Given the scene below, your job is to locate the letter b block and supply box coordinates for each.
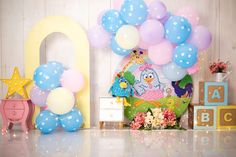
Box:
[188,105,217,129]
[217,106,236,129]
[199,82,228,106]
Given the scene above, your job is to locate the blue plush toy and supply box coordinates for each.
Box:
[109,74,134,106]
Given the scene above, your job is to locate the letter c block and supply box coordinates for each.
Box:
[217,106,236,129]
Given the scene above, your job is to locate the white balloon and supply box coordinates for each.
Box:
[47,87,75,115]
[162,62,187,81]
[115,25,140,49]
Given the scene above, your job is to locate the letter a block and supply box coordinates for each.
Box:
[199,82,228,106]
[217,106,236,129]
[188,105,217,129]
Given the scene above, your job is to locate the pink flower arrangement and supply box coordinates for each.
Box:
[130,108,178,130]
[209,60,229,74]
[130,112,146,130]
[162,109,176,127]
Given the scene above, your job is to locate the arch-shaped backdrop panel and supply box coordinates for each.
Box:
[24,16,90,128]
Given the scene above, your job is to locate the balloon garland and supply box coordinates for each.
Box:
[31,61,84,134]
[88,0,212,81]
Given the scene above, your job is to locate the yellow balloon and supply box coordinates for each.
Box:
[115,25,140,49]
[47,87,75,115]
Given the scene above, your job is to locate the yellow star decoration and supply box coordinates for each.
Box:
[0,67,31,99]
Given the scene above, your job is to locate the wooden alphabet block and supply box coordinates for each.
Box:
[189,104,217,130]
[217,106,236,129]
[199,82,228,106]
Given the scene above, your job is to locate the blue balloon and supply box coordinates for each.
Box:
[102,10,124,33]
[48,61,64,74]
[173,43,198,68]
[120,0,148,25]
[33,61,64,90]
[164,16,192,44]
[59,108,83,132]
[110,36,131,56]
[36,110,59,134]
[162,62,187,81]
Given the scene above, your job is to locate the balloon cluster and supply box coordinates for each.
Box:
[88,0,212,81]
[30,61,84,134]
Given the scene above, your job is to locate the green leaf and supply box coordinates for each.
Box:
[124,71,135,85]
[179,75,193,88]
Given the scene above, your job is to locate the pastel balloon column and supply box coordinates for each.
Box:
[87,0,212,81]
[33,61,85,134]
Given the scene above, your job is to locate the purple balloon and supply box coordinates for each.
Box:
[139,20,164,45]
[188,25,212,51]
[148,0,167,19]
[30,85,50,107]
[88,25,111,48]
[159,12,171,24]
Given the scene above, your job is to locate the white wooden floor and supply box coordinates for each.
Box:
[0,129,236,157]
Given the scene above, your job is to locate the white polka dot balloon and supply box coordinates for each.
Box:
[59,108,83,132]
[164,16,192,44]
[36,110,59,134]
[120,0,148,25]
[33,61,64,90]
[102,10,124,33]
[173,43,198,68]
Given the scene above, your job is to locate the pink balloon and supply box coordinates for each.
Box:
[176,6,199,27]
[145,0,153,5]
[113,0,124,10]
[138,39,152,50]
[148,40,173,65]
[88,25,111,48]
[148,0,167,19]
[61,69,84,93]
[187,62,199,74]
[188,25,212,51]
[139,20,164,45]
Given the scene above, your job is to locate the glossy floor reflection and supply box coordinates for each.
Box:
[0,129,236,157]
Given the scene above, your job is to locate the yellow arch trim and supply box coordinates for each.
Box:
[24,16,90,128]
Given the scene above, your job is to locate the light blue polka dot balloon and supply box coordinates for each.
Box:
[110,36,131,56]
[162,62,187,81]
[48,61,64,74]
[165,16,192,44]
[102,10,124,33]
[33,61,64,90]
[173,43,198,68]
[120,0,148,25]
[36,110,59,134]
[59,108,83,132]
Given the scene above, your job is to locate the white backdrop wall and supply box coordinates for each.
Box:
[0,0,235,127]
